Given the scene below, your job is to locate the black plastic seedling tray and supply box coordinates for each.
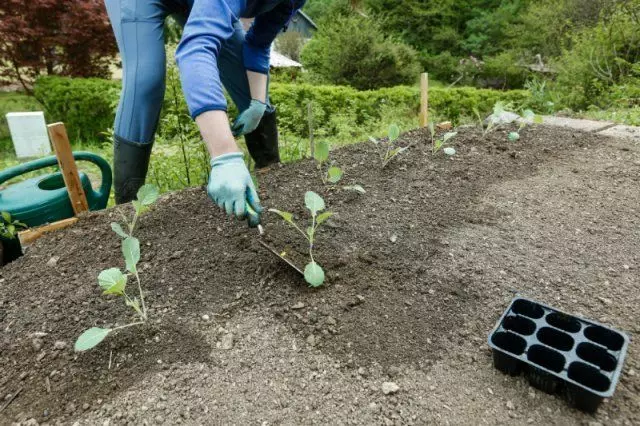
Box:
[488,297,629,413]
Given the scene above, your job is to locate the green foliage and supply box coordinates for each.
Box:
[370,124,408,168]
[430,126,458,156]
[552,1,640,110]
[0,211,26,239]
[33,76,120,142]
[300,13,420,90]
[75,184,159,352]
[269,191,332,287]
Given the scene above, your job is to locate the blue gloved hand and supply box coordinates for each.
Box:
[231,99,268,137]
[208,152,263,227]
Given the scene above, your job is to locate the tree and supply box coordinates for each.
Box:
[0,0,117,92]
[301,11,420,90]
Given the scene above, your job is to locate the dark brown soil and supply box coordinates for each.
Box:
[1,125,639,425]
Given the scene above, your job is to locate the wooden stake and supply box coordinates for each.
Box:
[47,123,89,215]
[19,217,79,246]
[420,73,429,127]
[307,102,315,159]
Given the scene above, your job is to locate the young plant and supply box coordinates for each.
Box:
[429,122,458,156]
[314,141,343,185]
[0,212,26,239]
[74,184,160,352]
[370,124,407,168]
[508,109,543,141]
[269,191,332,287]
[473,101,509,137]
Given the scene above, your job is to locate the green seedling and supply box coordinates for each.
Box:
[509,109,543,141]
[314,141,343,185]
[270,191,332,287]
[0,212,26,239]
[75,184,159,352]
[370,124,407,168]
[429,122,458,156]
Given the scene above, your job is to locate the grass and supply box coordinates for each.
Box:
[578,106,640,126]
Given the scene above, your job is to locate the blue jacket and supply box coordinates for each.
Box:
[177,0,305,119]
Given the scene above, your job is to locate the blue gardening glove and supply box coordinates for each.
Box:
[231,100,268,137]
[208,152,263,227]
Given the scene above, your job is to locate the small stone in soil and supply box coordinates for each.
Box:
[46,256,59,267]
[506,400,515,410]
[32,339,43,351]
[306,335,317,346]
[53,341,67,350]
[221,333,234,350]
[382,382,400,395]
[291,302,306,310]
[390,234,398,243]
[326,316,337,326]
[201,314,210,321]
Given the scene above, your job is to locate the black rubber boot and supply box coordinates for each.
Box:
[113,135,153,205]
[244,108,280,169]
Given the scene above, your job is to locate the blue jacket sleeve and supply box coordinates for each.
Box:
[243,0,306,74]
[176,0,244,118]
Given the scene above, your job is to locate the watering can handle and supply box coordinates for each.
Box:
[0,152,112,205]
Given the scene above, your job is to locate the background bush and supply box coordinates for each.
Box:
[33,76,120,141]
[300,13,420,90]
[33,76,531,142]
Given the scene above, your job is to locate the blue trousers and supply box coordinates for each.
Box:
[104,0,268,145]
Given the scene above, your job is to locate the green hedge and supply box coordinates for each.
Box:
[34,76,531,141]
[34,76,120,142]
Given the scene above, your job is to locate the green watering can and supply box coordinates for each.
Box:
[0,152,112,228]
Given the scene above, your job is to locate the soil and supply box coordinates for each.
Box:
[1,124,639,425]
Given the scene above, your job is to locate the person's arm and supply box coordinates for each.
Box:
[230,1,305,136]
[176,0,262,225]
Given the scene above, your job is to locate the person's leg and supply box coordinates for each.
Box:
[104,0,168,203]
[218,22,280,168]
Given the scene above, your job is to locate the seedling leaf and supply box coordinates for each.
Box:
[1,211,10,223]
[443,147,456,156]
[388,124,400,142]
[369,136,379,145]
[304,262,325,287]
[508,132,520,142]
[132,200,148,215]
[443,132,458,143]
[137,184,159,206]
[111,222,128,239]
[304,191,325,216]
[75,327,111,352]
[314,141,329,163]
[316,211,334,225]
[343,185,366,194]
[98,268,127,295]
[327,166,343,184]
[122,237,140,274]
[269,209,295,225]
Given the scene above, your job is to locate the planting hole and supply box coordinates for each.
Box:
[527,344,565,372]
[568,362,611,392]
[503,315,536,336]
[584,326,624,351]
[491,332,527,356]
[546,313,581,333]
[577,342,617,372]
[511,299,544,319]
[537,327,575,351]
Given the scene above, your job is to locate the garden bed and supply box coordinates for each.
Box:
[1,125,639,425]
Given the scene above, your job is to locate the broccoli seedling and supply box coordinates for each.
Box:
[269,191,332,287]
[509,109,543,141]
[429,122,458,156]
[74,184,159,352]
[370,124,407,168]
[314,141,343,185]
[0,212,26,239]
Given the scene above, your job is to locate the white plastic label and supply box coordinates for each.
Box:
[6,111,51,159]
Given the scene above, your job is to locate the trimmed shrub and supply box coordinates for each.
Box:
[34,76,531,142]
[34,76,120,141]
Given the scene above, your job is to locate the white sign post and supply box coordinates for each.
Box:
[6,111,52,159]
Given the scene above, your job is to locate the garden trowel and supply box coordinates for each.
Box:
[247,204,304,276]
